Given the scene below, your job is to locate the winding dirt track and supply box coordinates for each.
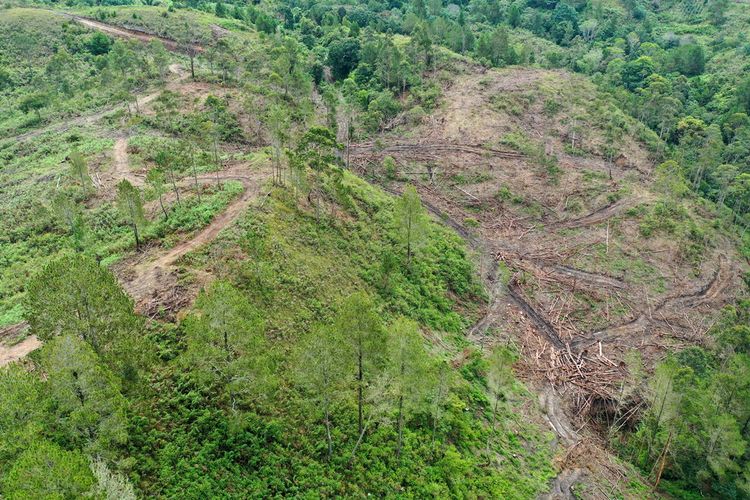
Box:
[1,12,266,364]
[4,67,176,144]
[111,136,145,187]
[122,166,269,305]
[62,14,190,52]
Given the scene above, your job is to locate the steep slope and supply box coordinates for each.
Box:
[351,64,747,494]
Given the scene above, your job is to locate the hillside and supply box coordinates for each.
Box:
[1,1,749,498]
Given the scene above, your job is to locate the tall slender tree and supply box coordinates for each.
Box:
[116,180,146,250]
[68,150,92,192]
[393,185,429,268]
[337,292,386,436]
[293,325,352,460]
[387,317,431,457]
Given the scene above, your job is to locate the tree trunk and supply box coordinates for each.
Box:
[653,431,672,490]
[487,394,499,453]
[214,137,221,189]
[192,153,201,202]
[397,395,404,458]
[357,346,364,434]
[349,416,371,464]
[190,54,195,79]
[133,221,140,250]
[159,193,168,219]
[325,405,333,460]
[406,216,413,267]
[170,170,181,206]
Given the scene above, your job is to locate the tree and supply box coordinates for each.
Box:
[580,19,598,42]
[712,164,739,207]
[621,56,655,91]
[508,2,523,28]
[215,0,228,17]
[40,334,128,456]
[337,292,386,436]
[180,139,201,202]
[0,366,48,476]
[638,75,681,139]
[486,346,515,450]
[2,440,96,500]
[293,324,352,459]
[737,77,750,115]
[271,35,305,98]
[387,317,431,457]
[86,32,112,56]
[148,39,170,80]
[68,149,92,192]
[476,26,514,67]
[288,126,342,207]
[51,192,86,251]
[411,22,433,69]
[90,459,137,500]
[550,2,579,44]
[178,22,201,79]
[116,180,146,250]
[24,254,143,378]
[690,124,724,189]
[669,44,705,77]
[429,360,452,439]
[267,104,289,185]
[393,185,430,267]
[182,281,274,407]
[108,40,136,78]
[19,92,49,121]
[146,169,169,219]
[155,147,181,207]
[327,37,360,80]
[709,0,730,25]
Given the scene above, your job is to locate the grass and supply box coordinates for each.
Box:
[72,5,256,42]
[137,169,557,497]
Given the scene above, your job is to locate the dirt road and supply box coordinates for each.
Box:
[55,11,202,53]
[6,65,180,144]
[0,323,39,368]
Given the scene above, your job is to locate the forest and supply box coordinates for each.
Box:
[0,0,749,497]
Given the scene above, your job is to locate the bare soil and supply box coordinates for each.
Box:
[0,323,39,367]
[352,65,748,497]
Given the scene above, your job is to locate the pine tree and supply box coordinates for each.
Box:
[68,149,92,192]
[51,191,86,250]
[40,334,128,456]
[393,185,429,267]
[146,169,169,219]
[116,179,146,250]
[387,317,431,457]
[182,281,275,407]
[337,292,386,436]
[25,254,143,378]
[293,324,353,459]
[3,440,96,499]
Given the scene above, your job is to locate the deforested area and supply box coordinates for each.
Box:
[1,0,749,498]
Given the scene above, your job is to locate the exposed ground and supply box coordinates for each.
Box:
[351,65,747,497]
[3,13,739,497]
[0,323,40,367]
[0,16,271,364]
